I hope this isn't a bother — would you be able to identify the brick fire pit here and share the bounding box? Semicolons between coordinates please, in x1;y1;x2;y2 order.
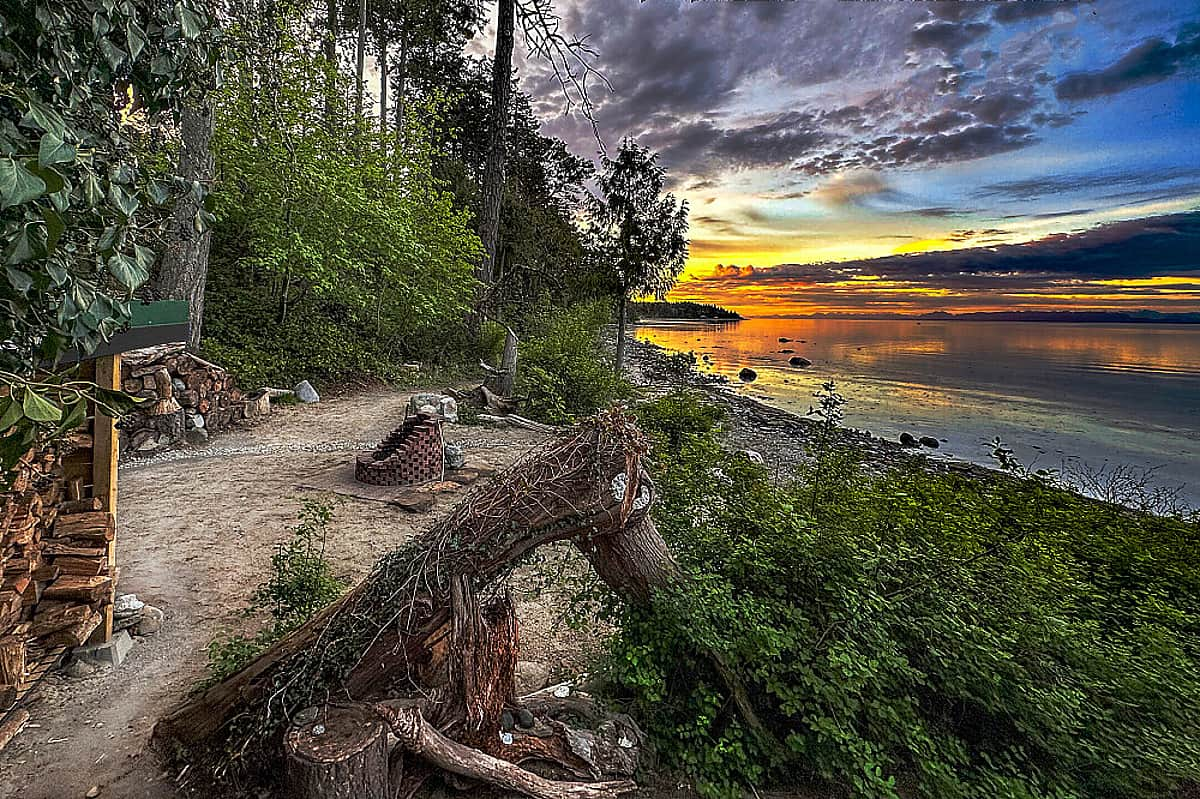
355;413;445;486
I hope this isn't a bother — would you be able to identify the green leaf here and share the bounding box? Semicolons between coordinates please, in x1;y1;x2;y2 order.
38;132;75;168
126;19;147;61
177;2;204;39
21;389;62;423
18;97;66;138
0;157;47;208
109;184;139;217
107;252;147;288
53;398;88;437
5;226;39;265
43;208;65;253
0;397;24;431
93;387;143;415
83;171;103;206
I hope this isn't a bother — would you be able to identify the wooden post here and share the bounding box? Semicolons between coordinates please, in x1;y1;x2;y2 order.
89;354;120;644
284;704;390;799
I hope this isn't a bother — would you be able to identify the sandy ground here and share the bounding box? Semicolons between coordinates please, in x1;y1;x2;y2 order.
0;387;599;799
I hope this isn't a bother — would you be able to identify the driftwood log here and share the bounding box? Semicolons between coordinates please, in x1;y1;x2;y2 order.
155;409;682;797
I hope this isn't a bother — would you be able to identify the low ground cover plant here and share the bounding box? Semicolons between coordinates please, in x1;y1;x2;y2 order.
601;389;1200;799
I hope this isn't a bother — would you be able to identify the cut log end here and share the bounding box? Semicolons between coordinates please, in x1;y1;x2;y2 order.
284;704;390;799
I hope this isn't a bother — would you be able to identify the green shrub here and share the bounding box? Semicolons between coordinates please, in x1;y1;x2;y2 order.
603;390;1200;799
206;498;346;684
517;301;630;424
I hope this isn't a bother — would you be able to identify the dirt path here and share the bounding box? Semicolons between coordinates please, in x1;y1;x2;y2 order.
0;386;576;799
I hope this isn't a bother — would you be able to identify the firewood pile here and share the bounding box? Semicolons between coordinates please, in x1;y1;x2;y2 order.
155;409;677;799
0;444;114;713
120;343;271;456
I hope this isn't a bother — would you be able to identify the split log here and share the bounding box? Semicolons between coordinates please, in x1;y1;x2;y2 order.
43;609;102;647
283;704;389;799
0;709;29;752
58;497;102;515
49;556;105;576
0;637;24;685
29;604;94;638
51;511;114;539
42;576;111;603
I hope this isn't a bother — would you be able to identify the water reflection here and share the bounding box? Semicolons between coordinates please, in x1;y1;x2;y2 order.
636;318;1200;505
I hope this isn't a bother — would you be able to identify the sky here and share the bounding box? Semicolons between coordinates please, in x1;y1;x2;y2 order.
508;0;1200;316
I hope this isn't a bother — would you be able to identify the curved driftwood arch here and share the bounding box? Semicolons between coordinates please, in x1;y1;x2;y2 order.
155;409;687;798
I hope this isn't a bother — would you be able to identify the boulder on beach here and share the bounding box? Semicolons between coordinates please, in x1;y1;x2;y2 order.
899;432;918;447
779;348;795;353
789;356;812;367
738;367;758;382
919;435;940;448
778;337;791;342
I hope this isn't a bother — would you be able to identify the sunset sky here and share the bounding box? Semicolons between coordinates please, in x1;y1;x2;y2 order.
513;0;1200;316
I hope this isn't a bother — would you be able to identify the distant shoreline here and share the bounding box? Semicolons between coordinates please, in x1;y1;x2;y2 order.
723;311;1200;324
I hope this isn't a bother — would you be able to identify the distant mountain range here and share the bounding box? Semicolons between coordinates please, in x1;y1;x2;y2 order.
772;310;1200;323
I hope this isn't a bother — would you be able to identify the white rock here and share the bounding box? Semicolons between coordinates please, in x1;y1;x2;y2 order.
294;380;320;403
113;594;144;615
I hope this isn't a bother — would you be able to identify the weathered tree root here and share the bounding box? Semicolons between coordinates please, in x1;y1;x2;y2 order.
372;703;638;799
155;410;766;797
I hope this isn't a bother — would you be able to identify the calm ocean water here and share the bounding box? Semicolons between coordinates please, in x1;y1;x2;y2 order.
636;318;1200;507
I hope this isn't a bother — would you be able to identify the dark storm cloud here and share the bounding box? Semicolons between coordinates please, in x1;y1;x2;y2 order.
695;212;1200;289
528;1;1196;185
1056;29;1200;100
992;0;1086;24
975;165;1200;201
910;18;992;54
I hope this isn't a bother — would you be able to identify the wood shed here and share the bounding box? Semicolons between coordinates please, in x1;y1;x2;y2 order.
0;301;189;742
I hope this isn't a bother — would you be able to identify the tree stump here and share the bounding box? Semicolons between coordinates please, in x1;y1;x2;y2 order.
284;704;389;799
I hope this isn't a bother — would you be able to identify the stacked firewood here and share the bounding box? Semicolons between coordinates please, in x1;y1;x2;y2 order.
120;343;270;456
0;446;114;706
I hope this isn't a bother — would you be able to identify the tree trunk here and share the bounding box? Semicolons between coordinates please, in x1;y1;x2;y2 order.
153;102;214;352
614;293;628;377
284;704;390;799
492;327;518;397
394;30;407;138
477;0;515;295
323;0;338;125
354;0;367;120
378;38;388;134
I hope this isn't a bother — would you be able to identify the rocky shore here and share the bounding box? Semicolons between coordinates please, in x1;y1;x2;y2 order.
622;335;1004;483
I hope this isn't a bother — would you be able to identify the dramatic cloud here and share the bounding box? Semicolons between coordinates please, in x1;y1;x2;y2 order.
694;212;1200;288
1056;29;1200;100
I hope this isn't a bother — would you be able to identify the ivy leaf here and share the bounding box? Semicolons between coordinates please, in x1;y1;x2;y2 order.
0;157;47;208
53;398;88;437
38;132;75;168
93;387;143;415
109;184;139;217
126;19;147;61
107;252;147;288
177;2;204;39
0;397;24;431
21;389;62;423
82;171;103;206
18;97;67;137
43;208;65;253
